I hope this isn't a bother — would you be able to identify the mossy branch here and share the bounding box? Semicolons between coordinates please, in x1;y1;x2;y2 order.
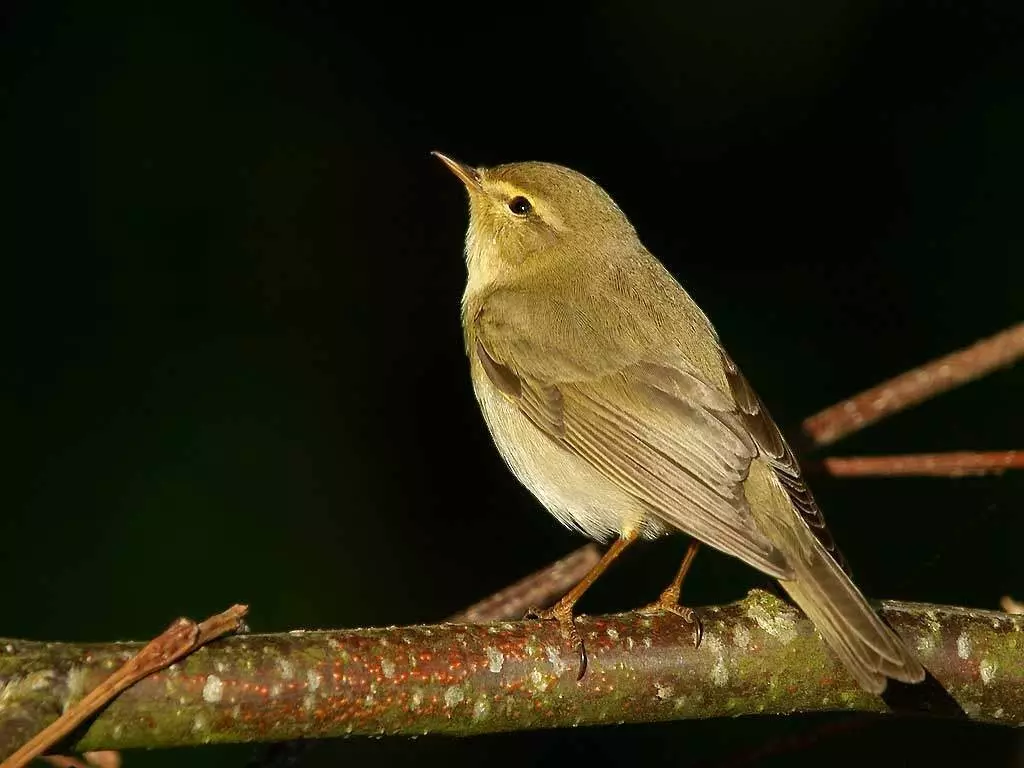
1;590;1021;760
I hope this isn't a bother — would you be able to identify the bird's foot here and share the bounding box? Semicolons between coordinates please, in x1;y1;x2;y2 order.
637;587;703;650
525;600;588;680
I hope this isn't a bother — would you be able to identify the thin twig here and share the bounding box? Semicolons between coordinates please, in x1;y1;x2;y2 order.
0;605;247;768
822;450;1023;478
448;544;601;623
40;753;120;768
802;322;1024;447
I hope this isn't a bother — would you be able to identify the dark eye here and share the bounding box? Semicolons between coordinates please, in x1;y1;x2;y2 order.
508;196;532;216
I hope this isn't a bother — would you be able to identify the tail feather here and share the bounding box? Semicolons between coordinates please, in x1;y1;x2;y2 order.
779;533;926;694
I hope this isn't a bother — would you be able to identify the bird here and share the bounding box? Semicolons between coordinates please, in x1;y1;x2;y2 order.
432;151;926;694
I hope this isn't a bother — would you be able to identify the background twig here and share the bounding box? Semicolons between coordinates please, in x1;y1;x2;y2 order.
822;451;1023;478
447;545;601;623
802;322;1024;446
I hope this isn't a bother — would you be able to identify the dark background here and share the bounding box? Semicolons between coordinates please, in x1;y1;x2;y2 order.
2;2;1022;766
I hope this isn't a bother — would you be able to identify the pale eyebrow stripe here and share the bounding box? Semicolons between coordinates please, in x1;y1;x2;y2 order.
485;179;568;232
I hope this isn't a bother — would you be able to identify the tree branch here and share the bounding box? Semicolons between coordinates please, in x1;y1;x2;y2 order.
802;322;1024;447
822;450;1024;478
1;590;1020;759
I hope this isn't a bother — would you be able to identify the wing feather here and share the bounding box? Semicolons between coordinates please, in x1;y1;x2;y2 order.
472;316;792;579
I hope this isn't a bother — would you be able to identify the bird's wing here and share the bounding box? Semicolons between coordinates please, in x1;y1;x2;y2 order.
718;350;850;575
472;302;793;579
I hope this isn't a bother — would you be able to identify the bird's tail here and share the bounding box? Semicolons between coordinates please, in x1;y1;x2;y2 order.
778;530;926;694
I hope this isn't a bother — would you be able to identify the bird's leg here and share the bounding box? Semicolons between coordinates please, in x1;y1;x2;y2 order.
639;540;703;649
525;530;639;680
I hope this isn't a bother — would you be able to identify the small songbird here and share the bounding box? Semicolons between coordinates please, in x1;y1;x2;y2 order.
433;151;925;694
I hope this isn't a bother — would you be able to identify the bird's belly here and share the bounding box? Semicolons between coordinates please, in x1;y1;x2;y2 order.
472;373;665;543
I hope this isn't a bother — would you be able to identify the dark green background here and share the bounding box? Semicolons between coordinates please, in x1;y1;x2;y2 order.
2;2;1022;766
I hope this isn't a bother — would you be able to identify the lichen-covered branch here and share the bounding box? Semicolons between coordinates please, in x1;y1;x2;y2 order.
1;591;1021;759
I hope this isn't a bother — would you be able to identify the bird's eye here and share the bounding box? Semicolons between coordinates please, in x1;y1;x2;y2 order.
508;196;532;216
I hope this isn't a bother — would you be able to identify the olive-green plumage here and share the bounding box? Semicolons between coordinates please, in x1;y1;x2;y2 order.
435;153;924;694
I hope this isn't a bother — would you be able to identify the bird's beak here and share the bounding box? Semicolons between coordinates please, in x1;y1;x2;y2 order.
432;151;482;192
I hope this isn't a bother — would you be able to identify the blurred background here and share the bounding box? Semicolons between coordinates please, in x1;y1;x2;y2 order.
2;2;1022;766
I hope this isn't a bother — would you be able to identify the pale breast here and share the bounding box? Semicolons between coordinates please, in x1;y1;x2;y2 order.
470;360;665;543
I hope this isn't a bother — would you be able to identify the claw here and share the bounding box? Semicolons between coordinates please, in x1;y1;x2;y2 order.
525;603;589;680
638;591;703;651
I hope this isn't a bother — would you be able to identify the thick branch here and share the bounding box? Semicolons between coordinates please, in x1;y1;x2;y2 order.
1;591;1020;759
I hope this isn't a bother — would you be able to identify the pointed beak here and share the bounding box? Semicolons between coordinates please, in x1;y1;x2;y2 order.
431;151;482;192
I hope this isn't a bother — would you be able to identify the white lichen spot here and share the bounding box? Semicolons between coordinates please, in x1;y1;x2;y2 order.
957;632;971;660
191;714;207;733
733;624;751;649
112;724;123;740
381;658;396;679
178;696;187;706
270;683;282;698
643;637;652;649
473;696;490;720
705;635;729;687
924;610;942;633
277;658;294;680
215;662;227;674
538;648;563;677
410;689;424;710
916;634;936;655
303;692;316;711
485;646;505;674
712;657;729;686
673;695;688;710
103;658;115;670
530;669;549;693
202;675;224;704
655;682;673;700
993;708;1004;719
626;636;635;651
65;666;89;706
444;685;465;709
231;705;241;719
746;602;797;645
606;627;619;640
980;658;997;684
307;669;322;692
363;694;375;707
4;644;12;653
